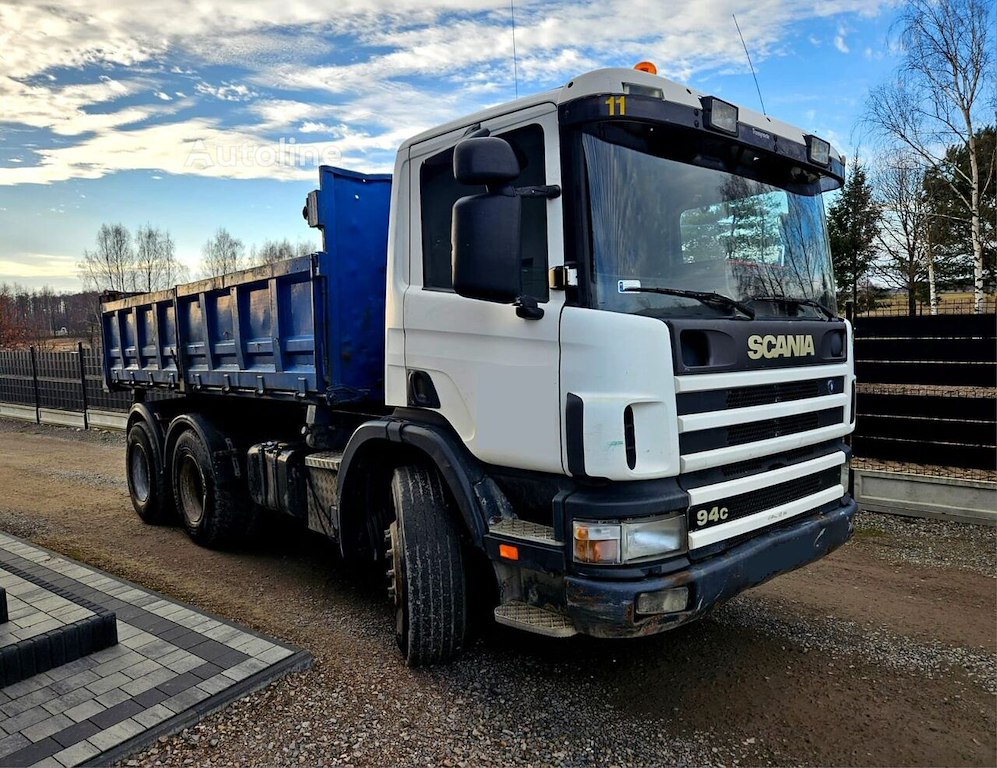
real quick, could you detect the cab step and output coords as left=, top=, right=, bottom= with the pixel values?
left=494, top=601, right=577, bottom=638
left=488, top=518, right=561, bottom=544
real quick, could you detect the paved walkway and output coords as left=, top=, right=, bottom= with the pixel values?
left=0, top=532, right=310, bottom=767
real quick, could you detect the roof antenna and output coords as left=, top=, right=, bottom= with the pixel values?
left=732, top=14, right=766, bottom=115
left=510, top=0, right=520, bottom=98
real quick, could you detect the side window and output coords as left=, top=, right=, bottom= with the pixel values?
left=419, top=124, right=549, bottom=300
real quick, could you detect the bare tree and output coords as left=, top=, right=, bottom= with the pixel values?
left=872, top=153, right=931, bottom=316
left=865, top=0, right=994, bottom=312
left=78, top=224, right=134, bottom=292
left=200, top=228, right=245, bottom=277
left=250, top=239, right=317, bottom=266
left=134, top=225, right=187, bottom=292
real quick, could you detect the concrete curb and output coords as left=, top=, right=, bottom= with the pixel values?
left=854, top=469, right=996, bottom=527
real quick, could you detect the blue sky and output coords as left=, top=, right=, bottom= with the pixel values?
left=0, top=0, right=904, bottom=291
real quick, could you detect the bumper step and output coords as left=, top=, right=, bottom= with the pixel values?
left=494, top=601, right=577, bottom=638
left=488, top=518, right=561, bottom=544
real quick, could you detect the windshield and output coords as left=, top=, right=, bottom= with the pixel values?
left=578, top=123, right=838, bottom=319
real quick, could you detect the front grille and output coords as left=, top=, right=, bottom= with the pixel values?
left=680, top=408, right=844, bottom=455
left=720, top=445, right=820, bottom=479
left=728, top=380, right=822, bottom=409
left=689, top=468, right=839, bottom=530
left=728, top=412, right=819, bottom=446
left=676, top=376, right=844, bottom=415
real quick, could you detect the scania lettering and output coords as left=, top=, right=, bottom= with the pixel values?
left=747, top=334, right=818, bottom=360
left=101, top=66, right=857, bottom=666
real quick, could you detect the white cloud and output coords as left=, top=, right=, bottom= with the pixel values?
left=0, top=0, right=895, bottom=187
left=195, top=81, right=257, bottom=102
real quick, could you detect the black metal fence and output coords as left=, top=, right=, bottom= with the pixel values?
left=0, top=345, right=136, bottom=424
left=852, top=313, right=997, bottom=478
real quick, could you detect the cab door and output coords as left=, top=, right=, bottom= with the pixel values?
left=402, top=104, right=565, bottom=474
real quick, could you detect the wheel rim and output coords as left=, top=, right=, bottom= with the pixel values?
left=387, top=521, right=408, bottom=651
left=178, top=454, right=206, bottom=526
left=128, top=443, right=151, bottom=504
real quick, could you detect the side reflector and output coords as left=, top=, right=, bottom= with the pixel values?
left=499, top=544, right=519, bottom=561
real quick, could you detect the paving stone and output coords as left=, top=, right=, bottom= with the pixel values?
left=132, top=703, right=174, bottom=729
left=22, top=714, right=74, bottom=744
left=84, top=670, right=130, bottom=696
left=86, top=718, right=145, bottom=752
left=62, top=699, right=106, bottom=724
left=256, top=645, right=294, bottom=664
left=49, top=670, right=99, bottom=696
left=0, top=732, right=31, bottom=758
left=4, top=705, right=52, bottom=733
left=52, top=738, right=100, bottom=767
left=89, top=699, right=143, bottom=730
left=120, top=666, right=175, bottom=697
left=161, top=686, right=212, bottom=714
left=40, top=687, right=95, bottom=716
left=93, top=687, right=131, bottom=708
left=119, top=657, right=162, bottom=681
left=1, top=736, right=61, bottom=766
left=28, top=755, right=63, bottom=768
left=51, top=719, right=101, bottom=749
left=195, top=673, right=234, bottom=696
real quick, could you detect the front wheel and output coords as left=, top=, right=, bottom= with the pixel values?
left=387, top=465, right=466, bottom=667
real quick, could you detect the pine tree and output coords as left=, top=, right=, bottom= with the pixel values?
left=827, top=163, right=880, bottom=311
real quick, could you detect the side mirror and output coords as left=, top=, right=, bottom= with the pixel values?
left=453, top=137, right=520, bottom=185
left=451, top=137, right=522, bottom=303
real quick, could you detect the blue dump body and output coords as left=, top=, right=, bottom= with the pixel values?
left=101, top=167, right=393, bottom=406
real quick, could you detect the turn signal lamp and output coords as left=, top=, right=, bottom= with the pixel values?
left=634, top=61, right=658, bottom=74
left=498, top=543, right=519, bottom=561
left=573, top=516, right=686, bottom=565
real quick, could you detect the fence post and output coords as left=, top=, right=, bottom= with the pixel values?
left=29, top=346, right=40, bottom=424
left=77, top=342, right=89, bottom=430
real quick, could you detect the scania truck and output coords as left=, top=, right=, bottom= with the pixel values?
left=102, top=65, right=857, bottom=666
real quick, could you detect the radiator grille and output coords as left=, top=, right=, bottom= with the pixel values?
left=689, top=468, right=840, bottom=530
left=727, top=412, right=820, bottom=446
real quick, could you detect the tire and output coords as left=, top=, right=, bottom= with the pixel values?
left=126, top=422, right=172, bottom=524
left=387, top=464, right=467, bottom=667
left=171, top=427, right=245, bottom=548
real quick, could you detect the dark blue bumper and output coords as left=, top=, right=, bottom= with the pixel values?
left=564, top=499, right=857, bottom=638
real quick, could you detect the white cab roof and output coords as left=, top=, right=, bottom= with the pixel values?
left=399, top=67, right=841, bottom=163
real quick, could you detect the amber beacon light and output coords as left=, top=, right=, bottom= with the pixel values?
left=634, top=61, right=658, bottom=74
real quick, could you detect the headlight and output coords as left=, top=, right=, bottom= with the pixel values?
left=573, top=515, right=686, bottom=564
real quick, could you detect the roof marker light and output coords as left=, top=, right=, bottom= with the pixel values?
left=634, top=61, right=658, bottom=74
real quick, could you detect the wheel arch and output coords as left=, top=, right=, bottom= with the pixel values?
left=336, top=419, right=497, bottom=561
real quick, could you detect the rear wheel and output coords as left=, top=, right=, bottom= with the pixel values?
left=171, top=428, right=245, bottom=548
left=386, top=464, right=466, bottom=666
left=126, top=423, right=171, bottom=524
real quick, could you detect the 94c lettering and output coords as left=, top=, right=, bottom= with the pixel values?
left=695, top=506, right=729, bottom=527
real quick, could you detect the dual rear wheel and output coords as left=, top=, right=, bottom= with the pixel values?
left=125, top=419, right=246, bottom=548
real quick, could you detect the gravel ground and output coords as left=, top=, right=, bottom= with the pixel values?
left=0, top=418, right=993, bottom=767
left=852, top=510, right=996, bottom=575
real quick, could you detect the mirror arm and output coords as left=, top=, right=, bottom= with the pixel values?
left=515, top=184, right=561, bottom=199
left=514, top=295, right=545, bottom=320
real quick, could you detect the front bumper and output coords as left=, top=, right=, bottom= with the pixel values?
left=564, top=498, right=856, bottom=638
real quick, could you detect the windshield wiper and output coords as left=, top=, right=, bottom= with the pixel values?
left=751, top=294, right=836, bottom=320
left=621, top=287, right=755, bottom=319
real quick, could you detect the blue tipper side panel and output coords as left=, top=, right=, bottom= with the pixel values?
left=100, top=166, right=392, bottom=406
left=314, top=166, right=392, bottom=404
